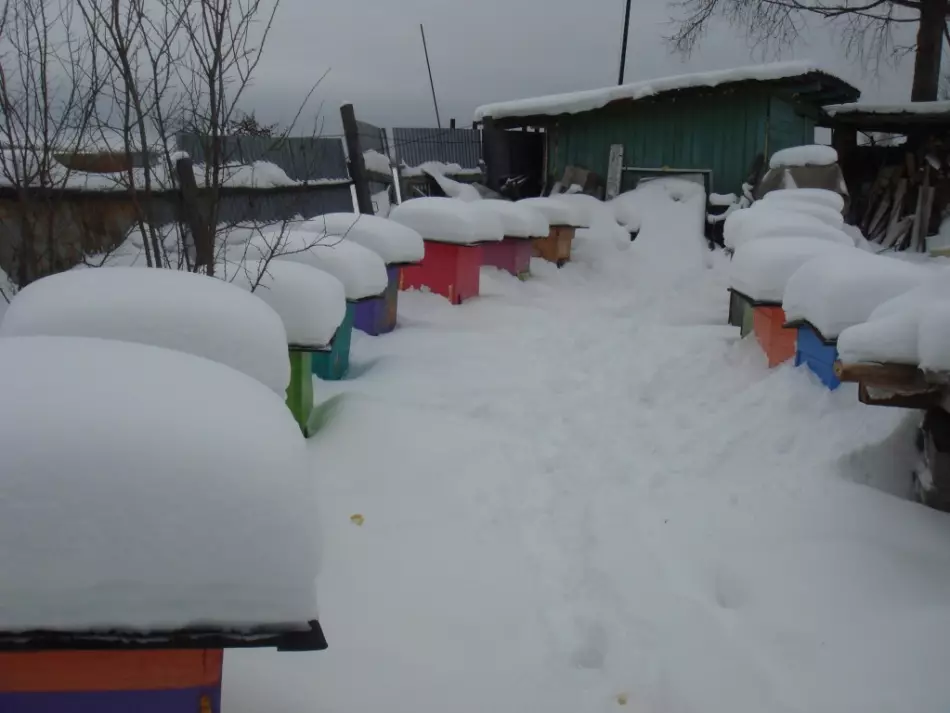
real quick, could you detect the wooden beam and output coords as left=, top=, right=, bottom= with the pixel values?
left=858, top=383, right=942, bottom=410
left=834, top=361, right=927, bottom=388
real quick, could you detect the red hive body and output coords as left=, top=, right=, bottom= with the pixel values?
left=399, top=239, right=483, bottom=304
left=0, top=649, right=224, bottom=713
left=752, top=305, right=797, bottom=367
left=481, top=237, right=532, bottom=278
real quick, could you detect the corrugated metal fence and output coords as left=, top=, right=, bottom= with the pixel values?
left=176, top=134, right=350, bottom=182
left=390, top=128, right=482, bottom=169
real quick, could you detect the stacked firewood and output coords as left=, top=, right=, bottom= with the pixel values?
left=860, top=144, right=949, bottom=251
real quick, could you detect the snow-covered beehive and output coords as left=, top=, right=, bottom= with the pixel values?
left=0, top=334, right=321, bottom=636
left=783, top=250, right=929, bottom=388
left=470, top=200, right=550, bottom=278
left=0, top=267, right=290, bottom=395
left=390, top=198, right=505, bottom=304
left=295, top=214, right=425, bottom=334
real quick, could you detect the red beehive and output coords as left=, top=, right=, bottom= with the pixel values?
left=481, top=237, right=532, bottom=279
left=399, top=239, right=483, bottom=304
left=753, top=304, right=797, bottom=367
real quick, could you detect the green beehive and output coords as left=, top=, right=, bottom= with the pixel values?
left=312, top=301, right=355, bottom=381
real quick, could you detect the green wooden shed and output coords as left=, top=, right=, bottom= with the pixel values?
left=474, top=62, right=859, bottom=195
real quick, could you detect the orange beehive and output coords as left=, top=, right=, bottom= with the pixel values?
left=533, top=225, right=575, bottom=265
left=753, top=305, right=797, bottom=367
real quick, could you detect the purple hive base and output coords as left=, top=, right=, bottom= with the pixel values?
left=353, top=265, right=400, bottom=336
left=481, top=237, right=532, bottom=278
left=0, top=686, right=221, bottom=713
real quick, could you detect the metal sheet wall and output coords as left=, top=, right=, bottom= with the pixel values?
left=551, top=90, right=777, bottom=195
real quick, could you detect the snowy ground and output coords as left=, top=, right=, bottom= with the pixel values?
left=224, top=201, right=950, bottom=713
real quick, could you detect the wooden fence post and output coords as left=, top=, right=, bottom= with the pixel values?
left=175, top=156, right=214, bottom=275
left=340, top=103, right=374, bottom=215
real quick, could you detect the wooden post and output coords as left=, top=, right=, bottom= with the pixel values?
left=340, top=103, right=374, bottom=215
left=482, top=116, right=501, bottom=191
left=175, top=156, right=214, bottom=275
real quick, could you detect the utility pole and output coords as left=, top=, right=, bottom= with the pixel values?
left=617, top=0, right=632, bottom=85
left=420, top=24, right=442, bottom=129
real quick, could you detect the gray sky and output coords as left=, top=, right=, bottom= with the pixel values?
left=242, top=0, right=917, bottom=134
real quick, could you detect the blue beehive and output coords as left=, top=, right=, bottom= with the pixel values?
left=795, top=323, right=839, bottom=390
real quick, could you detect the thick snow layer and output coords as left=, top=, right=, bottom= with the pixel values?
left=232, top=260, right=346, bottom=348
left=724, top=205, right=853, bottom=250
left=400, top=161, right=482, bottom=178
left=389, top=197, right=504, bottom=244
left=0, top=268, right=290, bottom=394
left=837, top=314, right=922, bottom=365
left=363, top=149, right=392, bottom=175
left=769, top=145, right=838, bottom=169
left=474, top=61, right=847, bottom=121
left=730, top=237, right=851, bottom=303
left=610, top=178, right=706, bottom=232
left=837, top=268, right=950, bottom=365
left=762, top=187, right=845, bottom=214
left=517, top=197, right=583, bottom=227
left=223, top=180, right=950, bottom=713
left=783, top=250, right=929, bottom=338
left=299, top=213, right=425, bottom=264
left=468, top=200, right=550, bottom=238
left=0, top=335, right=318, bottom=631
left=918, top=306, right=950, bottom=371
left=709, top=192, right=738, bottom=207
left=259, top=232, right=388, bottom=301
left=559, top=193, right=631, bottom=250
left=825, top=100, right=950, bottom=116
left=422, top=167, right=482, bottom=202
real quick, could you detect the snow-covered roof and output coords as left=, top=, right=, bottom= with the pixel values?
left=389, top=197, right=505, bottom=244
left=474, top=61, right=857, bottom=122
left=299, top=213, right=425, bottom=265
left=0, top=268, right=290, bottom=394
left=825, top=101, right=950, bottom=117
left=0, top=335, right=318, bottom=633
left=262, top=231, right=389, bottom=301
left=232, top=260, right=346, bottom=349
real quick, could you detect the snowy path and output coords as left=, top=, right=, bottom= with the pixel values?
left=226, top=233, right=950, bottom=713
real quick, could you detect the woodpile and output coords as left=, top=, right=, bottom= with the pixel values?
left=859, top=142, right=949, bottom=251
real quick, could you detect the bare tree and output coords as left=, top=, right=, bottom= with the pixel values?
left=668, top=0, right=949, bottom=102
left=0, top=0, right=101, bottom=292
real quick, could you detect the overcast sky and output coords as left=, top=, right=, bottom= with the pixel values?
left=242, top=0, right=917, bottom=134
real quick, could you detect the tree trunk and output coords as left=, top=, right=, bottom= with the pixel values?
left=911, top=0, right=946, bottom=102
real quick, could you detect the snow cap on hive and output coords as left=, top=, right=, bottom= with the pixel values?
left=0, top=334, right=319, bottom=631
left=389, top=197, right=505, bottom=244
left=761, top=188, right=845, bottom=215
left=730, top=237, right=852, bottom=304
left=467, top=200, right=550, bottom=238
left=231, top=259, right=346, bottom=349
left=724, top=205, right=853, bottom=251
left=782, top=250, right=929, bottom=339
left=298, top=213, right=425, bottom=265
left=0, top=267, right=290, bottom=395
left=252, top=231, right=389, bottom=301
left=516, top=197, right=585, bottom=227
left=769, top=145, right=839, bottom=170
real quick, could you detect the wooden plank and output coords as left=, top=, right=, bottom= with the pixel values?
left=834, top=361, right=927, bottom=388
left=858, top=383, right=942, bottom=410
left=341, top=103, right=374, bottom=215
left=882, top=178, right=907, bottom=245
left=605, top=144, right=624, bottom=200
left=175, top=156, right=213, bottom=275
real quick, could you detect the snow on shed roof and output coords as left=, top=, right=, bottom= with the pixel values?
left=474, top=61, right=858, bottom=123
left=0, top=335, right=320, bottom=639
left=824, top=100, right=950, bottom=117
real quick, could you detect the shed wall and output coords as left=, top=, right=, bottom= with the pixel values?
left=550, top=90, right=814, bottom=195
